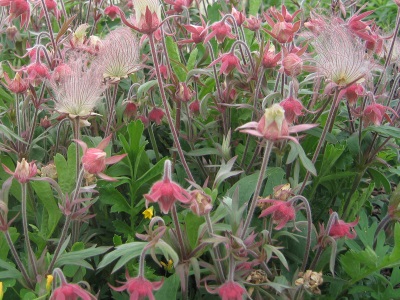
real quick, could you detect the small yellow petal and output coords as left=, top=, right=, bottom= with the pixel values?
left=142, top=206, right=154, bottom=219
left=0, top=281, right=3, bottom=300
left=46, top=275, right=53, bottom=292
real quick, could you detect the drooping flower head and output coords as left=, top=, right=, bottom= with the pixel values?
left=144, top=160, right=191, bottom=214
left=96, top=27, right=140, bottom=81
left=109, top=272, right=163, bottom=300
left=49, top=53, right=106, bottom=119
left=363, top=103, right=398, bottom=126
left=313, top=22, right=368, bottom=86
left=0, top=0, right=30, bottom=29
left=263, top=5, right=301, bottom=43
left=119, top=0, right=161, bottom=34
left=50, top=268, right=96, bottom=300
left=237, top=104, right=317, bottom=143
left=279, top=96, right=305, bottom=123
left=329, top=216, right=359, bottom=239
left=204, top=20, right=236, bottom=44
left=258, top=199, right=296, bottom=230
left=206, top=280, right=246, bottom=300
left=209, top=52, right=245, bottom=75
left=3, top=158, right=37, bottom=184
left=104, top=4, right=120, bottom=20
left=74, top=135, right=127, bottom=182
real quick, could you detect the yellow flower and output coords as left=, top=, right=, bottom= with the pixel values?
left=0, top=281, right=3, bottom=300
left=46, top=275, right=53, bottom=292
left=142, top=206, right=154, bottom=219
left=161, top=259, right=174, bottom=273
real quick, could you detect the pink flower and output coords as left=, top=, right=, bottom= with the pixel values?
left=206, top=281, right=246, bottom=300
left=26, top=60, right=50, bottom=85
left=189, top=99, right=200, bottom=115
left=39, top=0, right=60, bottom=20
left=110, top=274, right=163, bottom=300
left=329, top=217, right=359, bottom=239
left=204, top=20, right=236, bottom=44
left=181, top=22, right=207, bottom=44
left=0, top=0, right=30, bottom=29
left=343, top=84, right=364, bottom=106
left=118, top=0, right=161, bottom=34
left=262, top=42, right=281, bottom=69
left=263, top=6, right=301, bottom=43
left=50, top=282, right=96, bottom=300
left=279, top=96, right=304, bottom=123
left=3, top=71, right=28, bottom=94
left=230, top=7, right=246, bottom=26
left=75, top=135, right=127, bottom=182
left=144, top=160, right=191, bottom=214
left=3, top=158, right=37, bottom=183
left=148, top=107, right=165, bottom=125
left=189, top=190, right=213, bottom=216
left=347, top=10, right=374, bottom=39
left=363, top=103, right=398, bottom=126
left=244, top=15, right=261, bottom=31
left=209, top=52, right=244, bottom=75
left=237, top=103, right=317, bottom=143
left=269, top=5, right=301, bottom=23
left=175, top=82, right=194, bottom=102
left=164, top=0, right=193, bottom=14
left=104, top=4, right=119, bottom=20
left=259, top=199, right=296, bottom=230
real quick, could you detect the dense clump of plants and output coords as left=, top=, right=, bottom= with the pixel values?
left=0, top=0, right=399, bottom=299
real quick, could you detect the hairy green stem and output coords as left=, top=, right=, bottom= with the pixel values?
left=205, top=213, right=226, bottom=283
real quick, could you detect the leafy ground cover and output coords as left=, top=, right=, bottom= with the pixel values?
left=0, top=0, right=399, bottom=299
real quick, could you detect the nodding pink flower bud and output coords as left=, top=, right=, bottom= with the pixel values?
left=159, top=64, right=169, bottom=80
left=3, top=158, right=38, bottom=183
left=40, top=116, right=52, bottom=129
left=144, top=160, right=191, bottom=214
left=343, top=84, right=364, bottom=106
left=51, top=63, right=72, bottom=82
left=230, top=7, right=246, bottom=26
left=209, top=52, right=244, bottom=75
left=6, top=25, right=19, bottom=41
left=244, top=15, right=261, bottom=31
left=204, top=20, right=236, bottom=44
left=4, top=0, right=31, bottom=29
left=304, top=15, right=325, bottom=35
left=3, top=71, right=28, bottom=94
left=363, top=103, right=398, bottom=126
left=279, top=97, right=304, bottom=123
left=40, top=0, right=60, bottom=20
left=50, top=281, right=96, bottom=300
left=182, top=23, right=208, bottom=44
left=262, top=42, right=281, bottom=69
left=258, top=199, right=296, bottom=230
left=206, top=280, right=246, bottom=300
left=124, top=102, right=138, bottom=118
left=189, top=190, right=213, bottom=216
left=189, top=99, right=200, bottom=115
left=148, top=107, right=165, bottom=125
left=109, top=273, right=163, bottom=299
left=164, top=0, right=193, bottom=14
left=175, top=82, right=194, bottom=102
left=221, top=84, right=236, bottom=104
left=26, top=60, right=50, bottom=85
left=329, top=216, right=359, bottom=239
left=104, top=4, right=119, bottom=20
left=75, top=135, right=127, bottom=182
left=282, top=53, right=303, bottom=76
left=137, top=115, right=149, bottom=127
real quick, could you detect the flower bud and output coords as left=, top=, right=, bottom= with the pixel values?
left=190, top=190, right=213, bottom=216
left=175, top=82, right=194, bottom=102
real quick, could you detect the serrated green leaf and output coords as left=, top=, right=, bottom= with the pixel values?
left=54, top=143, right=77, bottom=193
left=186, top=48, right=198, bottom=73
left=155, top=273, right=180, bottom=300
left=165, top=36, right=186, bottom=82
left=99, top=187, right=131, bottom=213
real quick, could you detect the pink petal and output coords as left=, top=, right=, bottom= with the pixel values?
left=105, top=153, right=127, bottom=165
left=97, top=172, right=117, bottom=182
left=97, top=134, right=112, bottom=150
left=74, top=139, right=88, bottom=154
left=236, top=121, right=258, bottom=130
left=288, top=123, right=318, bottom=133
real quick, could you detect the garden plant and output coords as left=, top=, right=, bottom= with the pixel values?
left=0, top=0, right=400, bottom=299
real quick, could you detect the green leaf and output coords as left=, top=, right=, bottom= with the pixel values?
left=365, top=125, right=400, bottom=139
left=368, top=168, right=391, bottom=194
left=165, top=36, right=186, bottom=82
left=54, top=143, right=77, bottom=193
left=137, top=80, right=158, bottom=99
left=184, top=212, right=204, bottom=249
left=99, top=187, right=131, bottom=213
left=155, top=273, right=180, bottom=300
left=249, top=0, right=262, bottom=15
left=55, top=246, right=110, bottom=270
left=186, top=148, right=221, bottom=157
left=0, top=258, right=21, bottom=280
left=290, top=142, right=317, bottom=176
left=186, top=48, right=198, bottom=73
left=227, top=167, right=285, bottom=206
left=30, top=181, right=61, bottom=238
